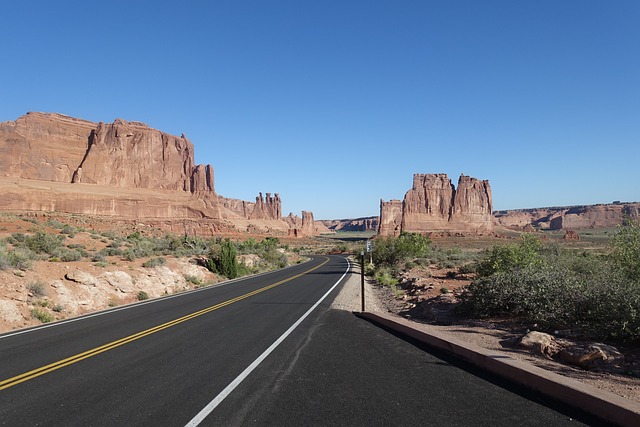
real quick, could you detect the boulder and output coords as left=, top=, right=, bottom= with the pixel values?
left=557, top=343, right=624, bottom=370
left=65, top=270, right=97, bottom=286
left=517, top=331, right=562, bottom=358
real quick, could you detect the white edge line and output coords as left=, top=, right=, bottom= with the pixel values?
left=185, top=256, right=351, bottom=427
left=0, top=258, right=314, bottom=340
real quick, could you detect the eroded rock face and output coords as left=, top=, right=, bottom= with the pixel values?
left=321, top=216, right=379, bottom=232
left=494, top=203, right=640, bottom=230
left=0, top=112, right=322, bottom=236
left=378, top=200, right=403, bottom=237
left=72, top=119, right=197, bottom=191
left=379, top=174, right=493, bottom=236
left=0, top=112, right=95, bottom=182
left=250, top=193, right=282, bottom=220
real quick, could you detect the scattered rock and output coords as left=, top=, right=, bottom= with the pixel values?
left=65, top=270, right=97, bottom=286
left=557, top=343, right=624, bottom=371
left=518, top=331, right=561, bottom=358
left=0, top=299, right=23, bottom=323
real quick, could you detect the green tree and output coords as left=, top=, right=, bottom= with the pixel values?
left=611, top=218, right=640, bottom=281
left=220, top=239, right=238, bottom=279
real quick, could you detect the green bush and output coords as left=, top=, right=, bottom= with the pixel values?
left=460, top=225, right=640, bottom=341
left=475, top=234, right=544, bottom=277
left=220, top=239, right=238, bottom=279
left=31, top=308, right=54, bottom=323
left=137, top=291, right=149, bottom=301
left=51, top=247, right=83, bottom=262
left=374, top=267, right=398, bottom=287
left=611, top=219, right=640, bottom=281
left=372, top=233, right=431, bottom=267
left=7, top=247, right=37, bottom=270
left=24, top=231, right=65, bottom=255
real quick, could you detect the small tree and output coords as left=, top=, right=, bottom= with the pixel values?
left=611, top=218, right=640, bottom=281
left=220, top=239, right=238, bottom=279
left=206, top=239, right=239, bottom=279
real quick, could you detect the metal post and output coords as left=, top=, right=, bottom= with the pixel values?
left=360, top=251, right=365, bottom=312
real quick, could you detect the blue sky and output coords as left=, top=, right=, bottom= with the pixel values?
left=1, top=1, right=638, bottom=219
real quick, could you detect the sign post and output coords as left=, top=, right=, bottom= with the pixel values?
left=360, top=251, right=365, bottom=312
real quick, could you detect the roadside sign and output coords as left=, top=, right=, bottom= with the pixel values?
left=366, top=239, right=373, bottom=253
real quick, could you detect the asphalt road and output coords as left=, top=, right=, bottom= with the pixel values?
left=0, top=255, right=596, bottom=426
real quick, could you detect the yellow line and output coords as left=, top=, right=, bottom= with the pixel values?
left=0, top=257, right=329, bottom=391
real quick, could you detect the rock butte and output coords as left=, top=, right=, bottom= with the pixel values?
left=0, top=112, right=327, bottom=237
left=378, top=173, right=494, bottom=236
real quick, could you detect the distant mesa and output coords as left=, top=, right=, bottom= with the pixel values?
left=378, top=173, right=493, bottom=236
left=494, top=203, right=640, bottom=231
left=0, top=112, right=320, bottom=237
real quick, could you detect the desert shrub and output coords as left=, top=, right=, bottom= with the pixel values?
left=475, top=234, right=545, bottom=277
left=372, top=233, right=431, bottom=268
left=137, top=291, right=149, bottom=301
left=27, top=281, right=46, bottom=296
left=7, top=247, right=37, bottom=270
left=51, top=247, right=83, bottom=262
left=24, top=231, right=66, bottom=255
left=374, top=267, right=398, bottom=287
left=142, top=257, right=166, bottom=268
left=8, top=233, right=27, bottom=244
left=92, top=253, right=106, bottom=263
left=60, top=224, right=76, bottom=236
left=238, top=238, right=258, bottom=253
left=122, top=239, right=155, bottom=260
left=44, top=219, right=65, bottom=229
left=100, top=247, right=123, bottom=257
left=458, top=263, right=476, bottom=275
left=459, top=265, right=582, bottom=327
left=31, top=308, right=54, bottom=323
left=184, top=274, right=203, bottom=286
left=460, top=227, right=640, bottom=341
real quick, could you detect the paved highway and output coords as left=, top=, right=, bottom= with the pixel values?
left=0, top=255, right=595, bottom=426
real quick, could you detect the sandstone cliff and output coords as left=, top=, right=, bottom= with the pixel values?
left=322, top=216, right=379, bottom=232
left=0, top=112, right=319, bottom=236
left=379, top=173, right=493, bottom=236
left=494, top=202, right=640, bottom=230
left=284, top=211, right=331, bottom=237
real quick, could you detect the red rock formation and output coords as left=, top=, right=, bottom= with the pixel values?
left=250, top=193, right=282, bottom=220
left=402, top=174, right=455, bottom=232
left=0, top=112, right=94, bottom=182
left=494, top=203, right=640, bottom=230
left=191, top=164, right=215, bottom=195
left=379, top=173, right=493, bottom=236
left=450, top=175, right=493, bottom=231
left=301, top=211, right=315, bottom=236
left=321, top=216, right=379, bottom=232
left=0, top=112, right=324, bottom=236
left=378, top=200, right=403, bottom=237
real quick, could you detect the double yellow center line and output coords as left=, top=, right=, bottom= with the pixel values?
left=0, top=257, right=329, bottom=391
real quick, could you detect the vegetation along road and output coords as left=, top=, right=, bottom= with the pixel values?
left=1, top=255, right=594, bottom=425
